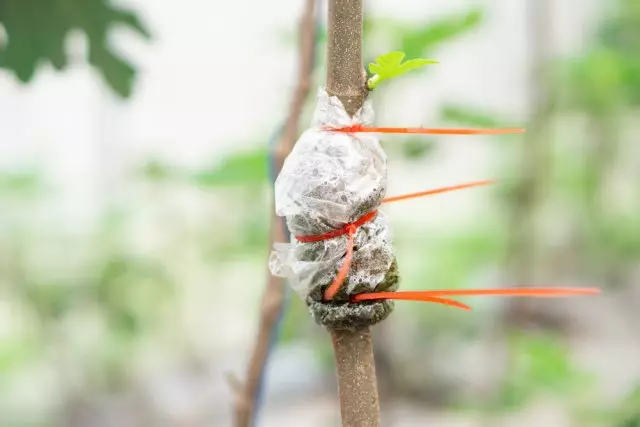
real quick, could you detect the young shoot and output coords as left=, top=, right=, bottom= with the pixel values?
left=367, top=51, right=437, bottom=90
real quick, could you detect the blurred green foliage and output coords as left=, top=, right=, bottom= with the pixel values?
left=142, top=158, right=178, bottom=182
left=559, top=0, right=640, bottom=112
left=0, top=336, right=39, bottom=373
left=286, top=8, right=482, bottom=58
left=556, top=0, right=640, bottom=278
left=181, top=4, right=637, bottom=417
left=1, top=1, right=639, bottom=425
left=394, top=8, right=483, bottom=60
left=0, top=164, right=177, bottom=410
left=190, top=148, right=269, bottom=188
left=400, top=137, right=437, bottom=159
left=614, top=386, right=640, bottom=427
left=598, top=0, right=640, bottom=106
left=0, top=170, right=43, bottom=196
left=563, top=49, right=626, bottom=113
left=440, top=104, right=510, bottom=128
left=494, top=333, right=594, bottom=412
left=0, top=0, right=150, bottom=97
left=95, top=255, right=174, bottom=337
left=142, top=148, right=270, bottom=188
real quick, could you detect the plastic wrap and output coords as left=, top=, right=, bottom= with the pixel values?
left=269, top=89, right=396, bottom=309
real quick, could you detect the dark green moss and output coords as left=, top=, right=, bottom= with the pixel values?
left=283, top=176, right=398, bottom=330
left=286, top=181, right=386, bottom=236
left=307, top=256, right=400, bottom=331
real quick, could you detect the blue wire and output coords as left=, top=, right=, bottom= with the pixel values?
left=252, top=2, right=322, bottom=424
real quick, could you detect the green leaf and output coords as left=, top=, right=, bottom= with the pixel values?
left=109, top=7, right=152, bottom=39
left=89, top=46, right=137, bottom=98
left=191, top=148, right=269, bottom=188
left=0, top=0, right=150, bottom=98
left=367, top=51, right=437, bottom=89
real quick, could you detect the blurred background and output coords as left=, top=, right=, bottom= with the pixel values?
left=1, top=0, right=639, bottom=426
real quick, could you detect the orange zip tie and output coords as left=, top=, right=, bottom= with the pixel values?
left=383, top=180, right=495, bottom=204
left=294, top=181, right=497, bottom=301
left=293, top=180, right=602, bottom=307
left=294, top=211, right=378, bottom=244
left=352, top=288, right=601, bottom=310
left=323, top=224, right=356, bottom=301
left=292, top=125, right=601, bottom=308
left=295, top=214, right=378, bottom=302
left=395, top=296, right=473, bottom=311
left=326, top=124, right=525, bottom=135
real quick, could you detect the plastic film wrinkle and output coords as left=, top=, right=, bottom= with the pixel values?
left=269, top=88, right=397, bottom=330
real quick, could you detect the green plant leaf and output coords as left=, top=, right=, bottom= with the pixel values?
left=398, top=8, right=484, bottom=59
left=367, top=51, right=437, bottom=89
left=191, top=147, right=269, bottom=188
left=0, top=0, right=150, bottom=98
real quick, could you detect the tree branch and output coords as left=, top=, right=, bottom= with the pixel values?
left=233, top=1, right=317, bottom=426
left=325, top=1, right=381, bottom=426
left=326, top=0, right=368, bottom=117
left=330, top=327, right=381, bottom=427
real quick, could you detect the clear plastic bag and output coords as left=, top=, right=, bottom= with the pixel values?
left=269, top=88, right=394, bottom=300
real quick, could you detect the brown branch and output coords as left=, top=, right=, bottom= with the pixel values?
left=233, top=1, right=317, bottom=426
left=326, top=0, right=368, bottom=117
left=330, top=328, right=381, bottom=427
left=325, top=1, right=381, bottom=426
left=275, top=0, right=318, bottom=167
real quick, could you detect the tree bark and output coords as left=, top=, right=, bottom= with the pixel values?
left=325, top=1, right=380, bottom=426
left=326, top=0, right=368, bottom=117
left=330, top=328, right=381, bottom=427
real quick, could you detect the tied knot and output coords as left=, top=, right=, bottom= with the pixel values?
left=293, top=210, right=377, bottom=244
left=294, top=210, right=378, bottom=301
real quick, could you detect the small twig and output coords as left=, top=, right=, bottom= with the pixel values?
left=326, top=0, right=381, bottom=426
left=233, top=1, right=317, bottom=426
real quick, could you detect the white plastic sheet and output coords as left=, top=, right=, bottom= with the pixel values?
left=269, top=88, right=394, bottom=299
